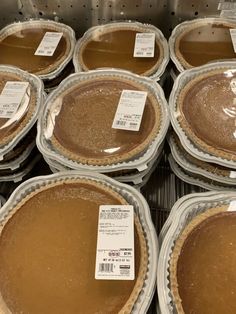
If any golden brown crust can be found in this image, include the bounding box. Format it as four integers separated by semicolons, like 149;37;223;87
174;20;236;70
177;68;236;162
78;25;164;77
50;76;162;166
0;178;148;314
170;205;228;313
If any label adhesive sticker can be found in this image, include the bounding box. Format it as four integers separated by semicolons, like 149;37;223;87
133;33;155;58
218;1;236;11
230;29;236;53
228;200;236;211
112;90;147;131
35;32;63;56
95;205;134;280
0;81;29;119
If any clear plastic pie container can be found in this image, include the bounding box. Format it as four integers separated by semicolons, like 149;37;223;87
169;61;236;169
169;17;236;72
168;132;236;186
158;191;220;246
37;69;169;173
0;19;76;80
157;190;236;314
168;154;236;191
0;140;35;171
0;171;158;313
0;65;43;160
0;153;41;183
73;21;169;81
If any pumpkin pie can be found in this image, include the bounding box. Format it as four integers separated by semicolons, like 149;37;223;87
0;178;147;313
75;25;164;76
174;19;236;70
0;22;71;76
50;76;161;165
0;71;37;147
177;68;236;162
170;206;236;314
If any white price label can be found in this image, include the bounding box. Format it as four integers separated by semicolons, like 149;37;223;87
112;90;147;131
218;1;236;10
230;29;236;53
95;205;134;280
228;200;236;211
35;32;63;56
133;33;155;58
0;81;29;119
230;171;236;178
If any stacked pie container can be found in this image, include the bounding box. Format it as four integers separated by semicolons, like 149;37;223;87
0;65;43;182
37;69;169;188
168;61;236;191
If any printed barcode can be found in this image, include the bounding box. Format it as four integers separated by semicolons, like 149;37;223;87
99;263;114;273
116;120;126;126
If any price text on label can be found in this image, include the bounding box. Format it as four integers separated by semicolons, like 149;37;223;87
0;81;29;119
95;205;134;280
35;32;63;56
112;90;147;131
133;33;155;58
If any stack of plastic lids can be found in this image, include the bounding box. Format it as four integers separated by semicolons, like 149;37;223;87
168;61;236;190
0;65;43;182
0;171;158;313
73;21;169;84
0;19;76;93
169;17;236;73
37;69;169;187
157;190;236;313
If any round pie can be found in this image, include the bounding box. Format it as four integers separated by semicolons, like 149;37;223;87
0;21;73;76
177;68;236;161
0;178;147;313
173;19;236;70
75;24;164;76
49;75;161;165
170;206;236;314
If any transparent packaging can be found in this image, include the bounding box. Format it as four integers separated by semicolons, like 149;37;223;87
37;69;169;173
0;171;158;313
0;65;43;159
158;191;236;314
168;155;236;191
0;19;76;80
73;21;169;80
169;61;236;169
168;132;236;185
169;17;236;72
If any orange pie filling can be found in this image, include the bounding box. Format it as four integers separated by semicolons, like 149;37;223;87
0;180;147;314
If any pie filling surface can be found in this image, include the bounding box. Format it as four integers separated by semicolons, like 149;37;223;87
179;71;236;157
0;180;144;314
174;210;236;314
177;23;236;67
0;28;67;74
80;29;160;75
52;78;158;164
